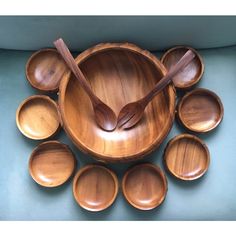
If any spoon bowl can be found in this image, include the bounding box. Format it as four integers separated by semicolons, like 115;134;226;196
93;103;117;131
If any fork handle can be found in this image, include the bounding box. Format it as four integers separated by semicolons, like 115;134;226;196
143;50;196;104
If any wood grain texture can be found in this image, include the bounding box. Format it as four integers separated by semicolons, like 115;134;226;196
73;165;118;212
177;88;224;133
117;49;195;129
29;141;77;187
161;46;204;89
54;38;117;131
58;42;176;162
26;49;68;92
16;95;60;140
122;163;168;210
164;134;210;181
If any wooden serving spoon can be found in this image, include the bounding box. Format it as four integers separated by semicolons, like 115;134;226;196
54;38;117;132
117;50;196;129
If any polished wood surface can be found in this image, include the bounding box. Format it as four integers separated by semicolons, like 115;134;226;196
177;88;224;133
29;141;77;187
54;38;117;131
59;43;176;162
117;50;195;129
122;163;167;210
161;46;204;89
73;165;118;211
26;49;68;92
16;95;60;140
164;134;210;181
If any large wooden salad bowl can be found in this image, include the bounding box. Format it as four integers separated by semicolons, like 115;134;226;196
58;43;176;162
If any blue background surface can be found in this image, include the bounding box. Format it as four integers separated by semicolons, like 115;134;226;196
0;45;236;220
0;16;236;51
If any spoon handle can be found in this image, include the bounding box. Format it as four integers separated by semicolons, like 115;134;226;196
54;38;100;104
144;50;196;104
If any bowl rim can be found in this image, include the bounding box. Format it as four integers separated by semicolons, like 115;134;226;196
121;163;168;210
163;133;210;181
177;88;224;133
28;140;77;187
161;45;204;89
58;42;176;162
16;94;60;140
72;164;119;212
25;48;64;92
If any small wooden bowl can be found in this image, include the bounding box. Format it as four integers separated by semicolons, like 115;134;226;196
26;49;68;92
122;163;168;210
164;134;210;181
16;95;60;140
73;165;118;211
161;46;204;89
177;88;224;133
29;141;77;187
59;43;176;162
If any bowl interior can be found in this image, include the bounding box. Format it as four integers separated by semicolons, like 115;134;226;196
122;164;167;210
161;47;203;89
164;135;209;180
27;49;67;91
29;141;76;187
73;166;118;211
178;89;223;132
17;96;60;139
61;46;175;161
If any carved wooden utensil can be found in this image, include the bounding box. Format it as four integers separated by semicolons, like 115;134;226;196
117;49;196;129
54;38;117;131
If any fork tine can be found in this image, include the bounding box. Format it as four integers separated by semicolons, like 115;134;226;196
117;112;134;127
120;108;145;129
121;114;138;129
117;108;137;127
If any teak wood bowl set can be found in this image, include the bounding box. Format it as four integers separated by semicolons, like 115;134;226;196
15;42;224;211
